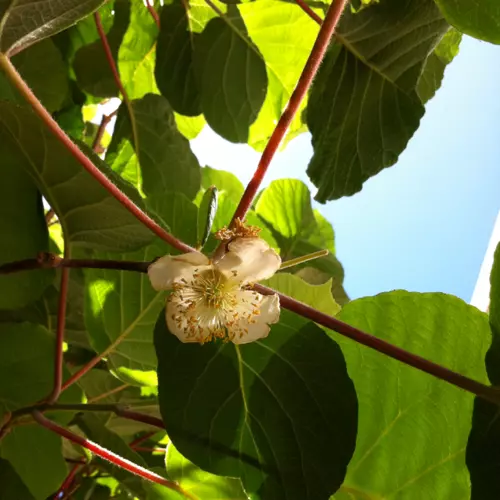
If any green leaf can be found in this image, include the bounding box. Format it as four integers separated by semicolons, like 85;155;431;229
0;426;67;500
433;0;500;44
466;242;500;499
307;0;449;202
77;413;148;497
0;102;153;252
0;322;83;424
174;113;205;140
73;0;130;98
330;291;491;500
155;4;202;116
166;442;248;499
194;12;268;143
265;273;340;317
106;94;201;200
201;166;244;201
155;309;358;499
197;186;218;248
0;323;60;420
118;0;159;99
238;0;320;150
255;179;348;304
0;458;35;500
0;0;107;54
417;29;462;104
0;160;53;309
0;39;69;112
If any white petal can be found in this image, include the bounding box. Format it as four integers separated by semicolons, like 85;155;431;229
230;293;280;345
148;252;209;291
216;237;281;284
166;296;211;343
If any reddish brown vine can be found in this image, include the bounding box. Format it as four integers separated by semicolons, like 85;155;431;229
32;411;192;498
229;0;348;226
294;0;323;25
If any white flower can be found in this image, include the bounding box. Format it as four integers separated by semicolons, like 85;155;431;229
148;237;281;344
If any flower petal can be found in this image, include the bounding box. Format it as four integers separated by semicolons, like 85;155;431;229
216;237;281;284
230;292;280;345
166;296;211;343
148;252;209;291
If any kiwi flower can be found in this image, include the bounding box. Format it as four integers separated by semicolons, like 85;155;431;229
148;237;281;344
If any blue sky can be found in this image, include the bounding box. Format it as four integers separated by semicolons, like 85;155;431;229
191;36;500;303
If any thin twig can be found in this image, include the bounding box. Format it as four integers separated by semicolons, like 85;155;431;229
0;253;150;275
129;431;158;449
255;284;500;404
88;383;129;403
228;0;348;226
45;257;70;404
0;53;194;254
32;411;192;498
94;12;141;188
145;0;161;28
294;0;323;24
91;109;118;154
53;464;82;500
45;208;56;224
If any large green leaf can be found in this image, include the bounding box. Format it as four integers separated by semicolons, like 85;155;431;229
0;39;68;112
155;308;358;499
330;291;491;499
0;0;107;55
307;0;449;202
254;179;348;304
106;94;201;200
118;0;159;99
466;242;500;499
73;0;130;98
166;442;248;499
0;162;53;309
0;426;67;500
193;11;268;143
155;3;201;117
0;458;35;500
0;102;153;252
433;0;500;44
417;28;462;104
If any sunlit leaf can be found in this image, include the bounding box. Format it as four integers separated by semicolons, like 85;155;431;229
331;291;491;499
155;309;357;499
0;102;153;252
166;442;248;499
307;0;449;201
417;29;462;104
0;426;66;500
255;179;347;304
0;0;107;55
118;0;159;99
467;242;500;499
106;94;201;200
